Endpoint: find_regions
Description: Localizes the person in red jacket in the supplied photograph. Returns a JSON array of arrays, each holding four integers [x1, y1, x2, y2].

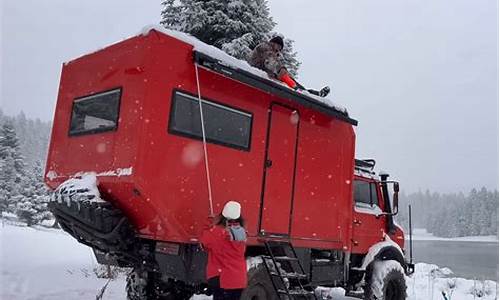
[[200, 201, 247, 300]]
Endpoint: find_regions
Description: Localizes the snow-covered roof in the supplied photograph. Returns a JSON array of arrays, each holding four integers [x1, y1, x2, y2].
[[140, 25, 354, 123], [354, 168, 377, 179], [140, 26, 269, 81]]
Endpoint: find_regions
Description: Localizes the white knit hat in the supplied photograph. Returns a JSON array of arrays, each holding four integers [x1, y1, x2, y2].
[[222, 201, 241, 220]]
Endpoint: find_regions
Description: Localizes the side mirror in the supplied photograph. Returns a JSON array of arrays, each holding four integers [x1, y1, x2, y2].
[[392, 182, 399, 215]]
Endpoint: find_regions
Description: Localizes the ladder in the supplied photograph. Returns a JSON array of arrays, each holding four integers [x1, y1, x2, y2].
[[262, 240, 318, 299]]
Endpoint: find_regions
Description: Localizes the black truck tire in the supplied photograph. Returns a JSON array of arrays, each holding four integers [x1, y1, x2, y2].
[[49, 187, 139, 265], [126, 269, 152, 300], [240, 264, 278, 300], [364, 260, 407, 300], [126, 269, 193, 300]]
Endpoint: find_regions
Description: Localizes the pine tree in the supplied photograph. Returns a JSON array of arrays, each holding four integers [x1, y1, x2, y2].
[[15, 161, 51, 226], [11, 112, 51, 168], [0, 122, 25, 175], [397, 188, 498, 238], [475, 187, 490, 235], [0, 122, 27, 214], [160, 0, 301, 77], [0, 159, 9, 213], [0, 154, 20, 213], [488, 190, 499, 236]]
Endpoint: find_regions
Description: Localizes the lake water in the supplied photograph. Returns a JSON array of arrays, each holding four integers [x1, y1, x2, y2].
[[409, 239, 499, 281]]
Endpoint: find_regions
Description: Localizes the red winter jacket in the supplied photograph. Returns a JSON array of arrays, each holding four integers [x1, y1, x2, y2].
[[200, 225, 247, 289]]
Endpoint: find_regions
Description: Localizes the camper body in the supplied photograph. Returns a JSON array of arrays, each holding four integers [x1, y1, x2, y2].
[[46, 28, 411, 299]]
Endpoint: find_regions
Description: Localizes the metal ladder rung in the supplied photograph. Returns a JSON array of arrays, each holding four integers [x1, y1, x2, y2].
[[263, 255, 299, 262], [278, 288, 314, 295], [269, 271, 308, 279], [262, 240, 317, 299]]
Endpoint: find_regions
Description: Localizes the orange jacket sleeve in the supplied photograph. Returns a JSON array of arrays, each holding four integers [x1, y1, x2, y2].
[[279, 73, 297, 89]]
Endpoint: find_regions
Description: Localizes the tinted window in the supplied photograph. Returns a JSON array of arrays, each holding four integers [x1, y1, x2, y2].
[[354, 180, 379, 206], [169, 91, 252, 150], [354, 180, 371, 205], [370, 183, 379, 205], [69, 88, 121, 136]]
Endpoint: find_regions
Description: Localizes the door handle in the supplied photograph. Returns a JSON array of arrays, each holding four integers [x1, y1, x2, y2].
[[265, 159, 273, 168]]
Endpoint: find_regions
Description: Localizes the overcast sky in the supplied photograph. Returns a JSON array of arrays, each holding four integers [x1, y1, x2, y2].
[[1, 0, 498, 193]]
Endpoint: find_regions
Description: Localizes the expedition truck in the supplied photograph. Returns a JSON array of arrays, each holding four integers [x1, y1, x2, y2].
[[45, 27, 414, 300]]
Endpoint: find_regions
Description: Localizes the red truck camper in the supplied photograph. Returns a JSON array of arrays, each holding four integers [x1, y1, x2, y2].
[[46, 27, 413, 300]]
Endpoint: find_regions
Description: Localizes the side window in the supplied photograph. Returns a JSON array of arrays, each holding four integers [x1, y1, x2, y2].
[[370, 183, 380, 206], [354, 180, 371, 205], [168, 91, 252, 151], [354, 180, 380, 207], [69, 88, 121, 136]]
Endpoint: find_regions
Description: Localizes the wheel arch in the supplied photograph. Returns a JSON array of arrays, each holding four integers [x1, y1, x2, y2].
[[359, 238, 406, 272]]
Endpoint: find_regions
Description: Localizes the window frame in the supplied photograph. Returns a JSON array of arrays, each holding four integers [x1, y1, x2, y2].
[[354, 179, 381, 208], [68, 87, 122, 137], [167, 90, 253, 151]]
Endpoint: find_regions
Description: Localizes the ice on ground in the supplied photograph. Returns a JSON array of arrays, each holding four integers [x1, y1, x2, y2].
[[1, 222, 497, 300]]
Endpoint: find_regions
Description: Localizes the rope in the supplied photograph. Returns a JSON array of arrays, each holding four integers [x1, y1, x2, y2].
[[194, 63, 214, 216]]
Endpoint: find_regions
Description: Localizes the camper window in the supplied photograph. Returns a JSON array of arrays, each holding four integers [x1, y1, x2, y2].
[[69, 88, 121, 136], [169, 91, 252, 151]]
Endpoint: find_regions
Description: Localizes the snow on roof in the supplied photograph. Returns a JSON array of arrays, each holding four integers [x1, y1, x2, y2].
[[140, 25, 348, 114], [354, 168, 377, 179]]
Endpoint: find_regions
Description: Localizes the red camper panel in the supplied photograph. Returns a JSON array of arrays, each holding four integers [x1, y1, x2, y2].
[[291, 107, 355, 249], [45, 35, 151, 204], [45, 29, 356, 250]]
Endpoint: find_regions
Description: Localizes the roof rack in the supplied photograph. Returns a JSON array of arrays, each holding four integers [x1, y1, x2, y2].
[[355, 159, 376, 172], [193, 51, 358, 126]]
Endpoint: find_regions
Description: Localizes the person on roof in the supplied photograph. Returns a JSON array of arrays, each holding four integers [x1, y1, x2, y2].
[[248, 36, 330, 97], [200, 201, 247, 300]]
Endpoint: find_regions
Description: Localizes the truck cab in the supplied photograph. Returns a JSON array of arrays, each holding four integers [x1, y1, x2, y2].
[[352, 159, 405, 253]]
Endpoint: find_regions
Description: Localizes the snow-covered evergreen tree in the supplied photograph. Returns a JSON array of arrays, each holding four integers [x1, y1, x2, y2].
[[0, 122, 26, 214], [0, 112, 53, 223], [398, 188, 498, 238], [0, 155, 20, 213], [160, 0, 301, 77], [0, 122, 25, 175], [0, 109, 52, 169], [15, 161, 51, 226]]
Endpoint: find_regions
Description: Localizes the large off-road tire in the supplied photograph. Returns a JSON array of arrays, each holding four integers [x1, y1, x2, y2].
[[240, 264, 278, 300], [364, 260, 407, 300], [49, 185, 136, 255], [126, 269, 193, 300], [126, 269, 152, 300]]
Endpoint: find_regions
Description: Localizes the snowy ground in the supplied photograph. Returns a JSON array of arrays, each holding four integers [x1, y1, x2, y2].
[[1, 222, 497, 300]]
